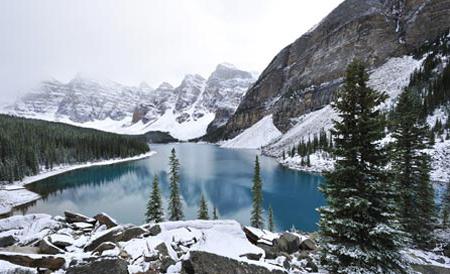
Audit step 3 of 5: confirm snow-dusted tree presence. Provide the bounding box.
[146,175,164,223]
[213,206,219,220]
[391,90,436,248]
[168,148,183,221]
[319,60,408,273]
[268,205,275,232]
[250,155,264,228]
[442,182,450,228]
[198,193,209,220]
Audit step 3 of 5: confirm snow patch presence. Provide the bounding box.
[221,115,282,149]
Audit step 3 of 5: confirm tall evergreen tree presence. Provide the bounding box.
[319,60,407,273]
[198,193,209,220]
[250,155,264,228]
[146,175,164,223]
[268,205,275,232]
[213,206,219,220]
[391,90,436,248]
[442,181,450,228]
[168,148,183,221]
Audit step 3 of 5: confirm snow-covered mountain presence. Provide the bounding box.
[4,64,256,140]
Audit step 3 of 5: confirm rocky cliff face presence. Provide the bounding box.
[220,0,450,139]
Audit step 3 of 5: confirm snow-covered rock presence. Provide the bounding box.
[221,115,282,149]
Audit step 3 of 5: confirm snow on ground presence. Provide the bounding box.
[221,115,282,149]
[139,109,215,141]
[0,151,156,216]
[264,105,338,157]
[428,139,450,183]
[280,151,335,174]
[4,110,212,141]
[368,55,424,109]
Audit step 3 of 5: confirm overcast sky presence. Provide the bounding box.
[0,0,343,104]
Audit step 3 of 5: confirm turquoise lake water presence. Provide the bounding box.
[19,143,325,232]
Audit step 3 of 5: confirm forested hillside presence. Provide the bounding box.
[0,114,150,182]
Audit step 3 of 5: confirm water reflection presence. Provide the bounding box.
[19,143,325,232]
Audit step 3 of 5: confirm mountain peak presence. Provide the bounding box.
[157,82,174,91]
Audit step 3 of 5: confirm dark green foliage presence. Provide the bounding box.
[146,175,164,223]
[168,148,183,221]
[319,60,407,273]
[250,155,264,228]
[442,182,450,228]
[268,205,274,232]
[0,114,149,183]
[391,90,436,248]
[197,193,209,220]
[212,206,219,220]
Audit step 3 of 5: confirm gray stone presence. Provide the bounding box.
[239,252,263,261]
[181,251,286,274]
[412,264,450,274]
[148,224,162,236]
[84,226,124,251]
[94,213,118,229]
[0,252,65,271]
[119,226,147,242]
[274,233,301,254]
[155,242,169,257]
[160,257,176,273]
[92,241,117,255]
[64,211,95,224]
[0,235,17,247]
[38,238,65,255]
[256,243,278,259]
[66,258,129,274]
[300,238,317,251]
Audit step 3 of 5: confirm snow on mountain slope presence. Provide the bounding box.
[221,115,282,149]
[263,55,423,158]
[4,64,256,141]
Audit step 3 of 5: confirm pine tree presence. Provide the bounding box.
[250,155,264,228]
[319,60,407,273]
[391,89,436,248]
[168,148,183,221]
[146,175,164,223]
[213,206,219,220]
[268,205,275,232]
[442,182,450,228]
[198,193,209,220]
[414,154,436,247]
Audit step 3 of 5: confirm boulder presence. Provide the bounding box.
[0,235,17,247]
[38,238,65,255]
[160,257,176,273]
[0,252,65,270]
[239,252,263,261]
[72,222,94,230]
[181,251,286,274]
[92,241,117,255]
[48,234,74,248]
[148,224,161,236]
[412,264,450,274]
[242,226,260,244]
[64,211,95,224]
[256,242,278,259]
[84,226,124,251]
[274,233,300,254]
[118,226,147,242]
[299,238,317,251]
[94,213,118,229]
[66,258,129,274]
[155,242,170,257]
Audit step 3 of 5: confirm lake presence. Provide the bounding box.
[17,143,325,232]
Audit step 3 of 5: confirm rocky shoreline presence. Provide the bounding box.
[0,211,449,273]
